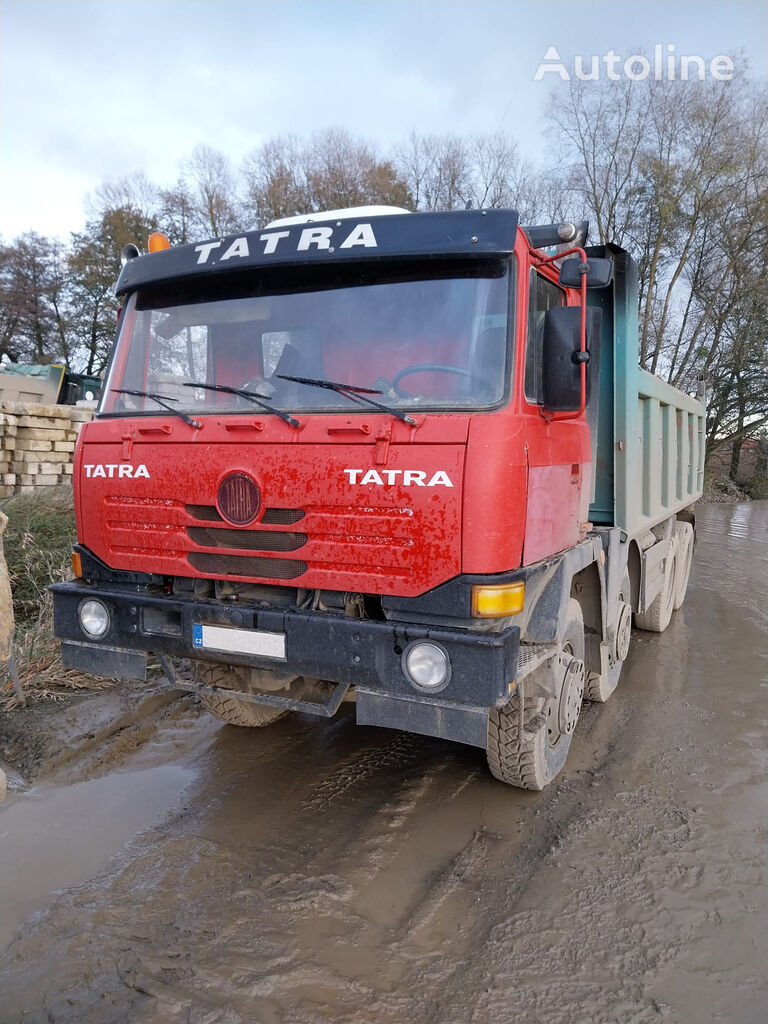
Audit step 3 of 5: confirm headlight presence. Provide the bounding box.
[79,599,110,638]
[402,642,451,692]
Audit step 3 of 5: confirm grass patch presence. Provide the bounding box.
[1,486,114,707]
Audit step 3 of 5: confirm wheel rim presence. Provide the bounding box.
[558,658,585,735]
[614,601,633,663]
[547,646,585,747]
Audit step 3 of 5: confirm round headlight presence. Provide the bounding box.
[79,599,110,638]
[403,642,451,692]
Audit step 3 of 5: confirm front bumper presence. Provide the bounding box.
[51,580,520,712]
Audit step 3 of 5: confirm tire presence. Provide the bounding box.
[195,662,288,727]
[586,569,632,703]
[673,522,694,610]
[487,599,585,790]
[635,535,677,633]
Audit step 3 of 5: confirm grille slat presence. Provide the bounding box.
[187,526,307,552]
[262,508,306,525]
[185,504,305,525]
[188,552,307,579]
[185,504,223,522]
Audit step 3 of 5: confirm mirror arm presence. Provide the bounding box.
[533,247,588,421]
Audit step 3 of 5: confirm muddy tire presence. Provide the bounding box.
[635,536,677,633]
[586,569,632,703]
[487,600,585,790]
[195,662,288,728]
[673,522,694,610]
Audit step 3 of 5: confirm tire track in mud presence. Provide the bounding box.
[0,718,498,1023]
[324,772,697,1024]
[0,683,713,1024]
[0,698,625,1024]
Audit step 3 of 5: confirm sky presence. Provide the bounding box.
[1,0,766,241]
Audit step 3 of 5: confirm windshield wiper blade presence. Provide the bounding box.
[276,374,417,426]
[182,382,301,428]
[111,389,201,428]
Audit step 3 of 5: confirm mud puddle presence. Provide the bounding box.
[0,764,194,950]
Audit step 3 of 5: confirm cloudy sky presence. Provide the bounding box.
[1,0,766,241]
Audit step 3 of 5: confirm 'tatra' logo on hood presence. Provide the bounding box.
[84,464,150,479]
[344,468,453,487]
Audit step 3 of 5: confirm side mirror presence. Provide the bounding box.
[543,306,602,412]
[558,257,613,290]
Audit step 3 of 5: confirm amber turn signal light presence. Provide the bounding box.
[148,231,171,253]
[71,551,83,578]
[471,582,525,618]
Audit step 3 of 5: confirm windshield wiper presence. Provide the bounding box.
[276,374,417,426]
[111,389,201,428]
[182,382,301,428]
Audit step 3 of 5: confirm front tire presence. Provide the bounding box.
[487,600,585,790]
[195,662,288,727]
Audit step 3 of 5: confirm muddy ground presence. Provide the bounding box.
[0,501,766,1024]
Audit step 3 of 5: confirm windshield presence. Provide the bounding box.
[101,258,513,418]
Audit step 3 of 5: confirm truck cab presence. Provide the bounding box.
[52,207,705,789]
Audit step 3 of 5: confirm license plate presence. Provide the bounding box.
[192,623,286,659]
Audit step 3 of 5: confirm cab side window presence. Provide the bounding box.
[525,270,565,404]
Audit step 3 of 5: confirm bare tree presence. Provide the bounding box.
[548,64,768,451]
[157,178,196,245]
[183,144,241,238]
[393,133,471,210]
[68,205,157,374]
[242,135,310,227]
[88,172,159,225]
[0,234,70,365]
[242,129,412,227]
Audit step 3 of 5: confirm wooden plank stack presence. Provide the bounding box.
[0,403,94,499]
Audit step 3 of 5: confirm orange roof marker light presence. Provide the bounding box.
[148,231,171,253]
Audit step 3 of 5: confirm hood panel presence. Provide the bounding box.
[78,440,465,597]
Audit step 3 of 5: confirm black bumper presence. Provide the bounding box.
[51,580,520,710]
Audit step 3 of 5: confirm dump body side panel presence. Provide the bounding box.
[587,244,706,536]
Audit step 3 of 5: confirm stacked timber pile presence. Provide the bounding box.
[0,404,94,499]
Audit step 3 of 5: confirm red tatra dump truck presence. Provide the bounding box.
[52,207,705,789]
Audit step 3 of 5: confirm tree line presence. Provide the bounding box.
[1,67,766,471]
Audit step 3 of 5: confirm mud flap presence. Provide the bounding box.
[356,689,489,749]
[62,640,148,681]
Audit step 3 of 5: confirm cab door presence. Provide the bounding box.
[521,262,591,565]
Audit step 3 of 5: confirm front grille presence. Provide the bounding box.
[106,498,418,585]
[187,527,307,552]
[188,552,307,579]
[185,504,305,525]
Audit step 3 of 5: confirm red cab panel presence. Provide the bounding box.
[77,430,466,598]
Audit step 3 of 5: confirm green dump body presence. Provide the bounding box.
[587,244,706,539]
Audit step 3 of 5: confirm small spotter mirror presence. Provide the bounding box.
[558,257,613,290]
